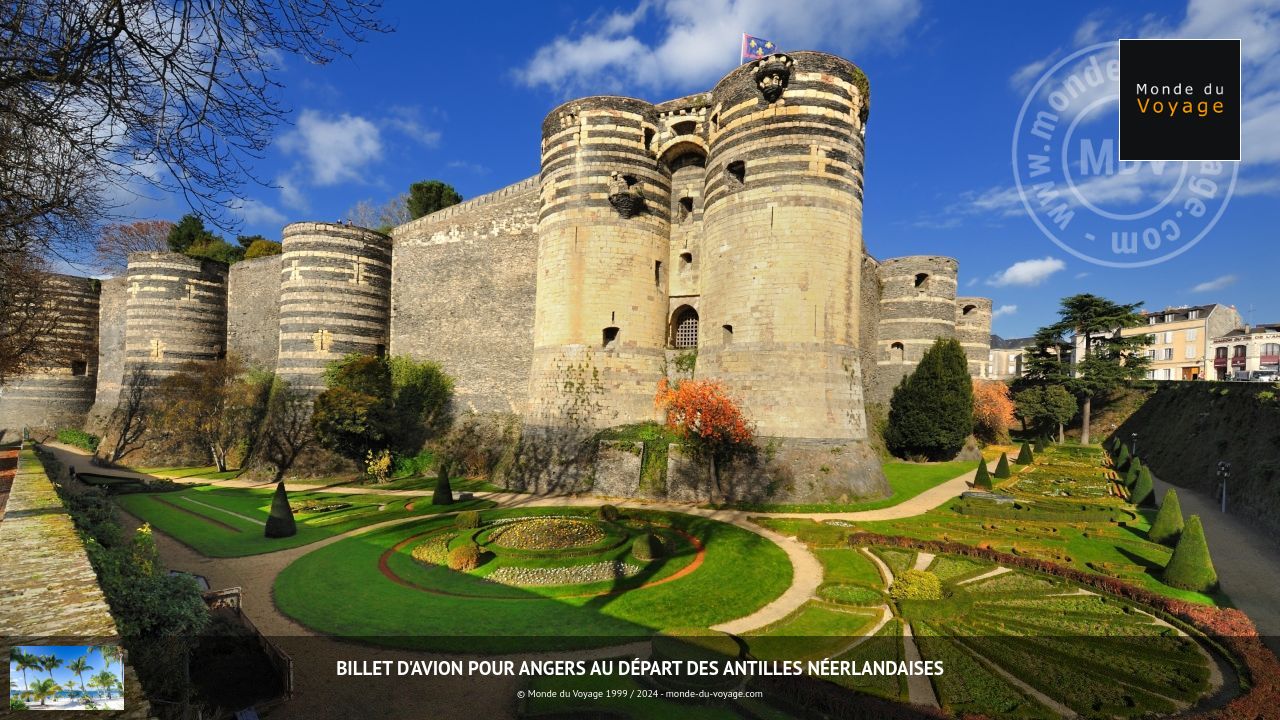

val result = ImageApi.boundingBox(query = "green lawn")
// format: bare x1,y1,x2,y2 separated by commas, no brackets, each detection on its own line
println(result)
114,485,492,557
273,508,792,652
712,461,973,513
743,601,881,660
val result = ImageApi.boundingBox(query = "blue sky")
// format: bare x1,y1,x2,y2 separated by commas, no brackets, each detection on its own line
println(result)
96,0,1280,338
9,646,119,692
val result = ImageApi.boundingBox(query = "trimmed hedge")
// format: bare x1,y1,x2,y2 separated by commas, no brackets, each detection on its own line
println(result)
447,543,482,572
1015,441,1034,465
1132,466,1155,507
455,510,481,529
973,459,993,490
632,532,664,561
993,452,1011,479
1163,515,1217,592
264,481,297,538
597,504,620,522
1149,489,1184,546
56,428,100,453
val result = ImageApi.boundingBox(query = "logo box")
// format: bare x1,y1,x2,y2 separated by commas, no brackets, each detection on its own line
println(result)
1119,39,1241,161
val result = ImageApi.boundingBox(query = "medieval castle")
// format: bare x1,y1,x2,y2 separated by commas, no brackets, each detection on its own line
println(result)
0,52,991,502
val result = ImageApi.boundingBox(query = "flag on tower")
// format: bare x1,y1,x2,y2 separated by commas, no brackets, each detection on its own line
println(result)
741,34,777,64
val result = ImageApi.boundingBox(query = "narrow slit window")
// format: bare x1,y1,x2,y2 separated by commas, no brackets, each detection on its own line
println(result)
654,260,663,287
643,127,655,149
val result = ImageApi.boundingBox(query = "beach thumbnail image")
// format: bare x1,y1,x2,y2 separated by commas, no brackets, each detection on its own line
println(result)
9,645,124,711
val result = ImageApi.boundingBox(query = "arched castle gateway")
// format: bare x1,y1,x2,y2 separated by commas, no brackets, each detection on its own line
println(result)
0,52,991,503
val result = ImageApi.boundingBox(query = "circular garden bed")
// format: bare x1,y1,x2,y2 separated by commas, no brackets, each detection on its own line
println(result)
272,507,793,652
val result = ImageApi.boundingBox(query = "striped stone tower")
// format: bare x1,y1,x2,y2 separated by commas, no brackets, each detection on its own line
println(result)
872,255,959,401
524,96,671,429
277,222,393,395
696,51,872,440
956,297,993,378
123,253,228,379
0,274,100,432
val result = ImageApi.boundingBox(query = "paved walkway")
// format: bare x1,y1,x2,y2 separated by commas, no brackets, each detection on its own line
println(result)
1152,473,1280,652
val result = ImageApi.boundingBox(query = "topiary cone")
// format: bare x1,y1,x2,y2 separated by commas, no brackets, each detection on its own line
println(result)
993,452,1011,479
1115,443,1131,471
1163,515,1217,592
973,459,993,490
1131,466,1154,507
1125,458,1143,488
264,481,297,538
1149,489,1184,546
1016,441,1034,465
432,462,454,505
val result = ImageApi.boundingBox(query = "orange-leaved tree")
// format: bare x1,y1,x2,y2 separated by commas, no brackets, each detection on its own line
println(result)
654,378,753,489
972,379,1015,444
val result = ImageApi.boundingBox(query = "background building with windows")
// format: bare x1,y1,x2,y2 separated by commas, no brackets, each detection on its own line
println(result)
1072,304,1242,381
988,335,1035,380
1210,324,1280,380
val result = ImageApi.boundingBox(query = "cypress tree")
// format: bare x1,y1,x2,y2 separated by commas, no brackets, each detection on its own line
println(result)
973,459,993,490
1124,458,1143,488
1149,489,1184,546
1016,441,1034,465
1131,466,1154,506
264,481,297,538
432,461,454,505
994,452,1011,478
885,338,975,461
1163,515,1217,592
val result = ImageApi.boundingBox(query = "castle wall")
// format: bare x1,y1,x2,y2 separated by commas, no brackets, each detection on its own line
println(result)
956,296,993,378
525,96,672,430
390,178,540,414
277,223,392,394
124,253,228,381
227,254,283,372
870,255,958,404
697,52,871,441
0,274,100,434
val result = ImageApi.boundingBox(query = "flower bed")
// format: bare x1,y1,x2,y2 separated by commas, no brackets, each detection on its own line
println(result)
486,517,607,550
487,561,642,587
290,499,353,514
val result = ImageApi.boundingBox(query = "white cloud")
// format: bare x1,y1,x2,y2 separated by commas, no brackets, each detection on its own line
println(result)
446,160,490,175
1191,274,1237,293
992,304,1018,318
275,173,308,212
516,0,922,94
1075,271,1090,279
232,198,287,226
987,257,1066,287
384,105,442,148
279,109,383,186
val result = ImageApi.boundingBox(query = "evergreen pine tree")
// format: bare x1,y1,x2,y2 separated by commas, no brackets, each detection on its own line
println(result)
264,481,297,538
432,461,454,505
885,338,974,461
973,459,993,490
994,452,1011,479
1149,489,1184,546
1163,515,1217,592
1131,466,1154,506
1016,441,1034,464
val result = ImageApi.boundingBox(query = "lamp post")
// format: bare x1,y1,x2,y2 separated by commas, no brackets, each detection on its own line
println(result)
1131,432,1138,457
1217,461,1231,513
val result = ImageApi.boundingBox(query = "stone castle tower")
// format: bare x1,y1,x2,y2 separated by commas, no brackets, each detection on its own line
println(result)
0,52,991,502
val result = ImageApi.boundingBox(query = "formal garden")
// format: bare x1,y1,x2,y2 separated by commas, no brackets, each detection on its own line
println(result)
272,506,793,653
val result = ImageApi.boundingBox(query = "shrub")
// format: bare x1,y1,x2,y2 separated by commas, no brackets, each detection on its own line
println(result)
57,428,100,453
972,459,993,490
1125,459,1142,488
1015,441,1033,465
392,449,435,478
455,510,481,529
432,462,454,506
1163,515,1217,592
1131,466,1154,506
993,452,1011,479
632,532,665,561
598,504,620,521
264,481,297,538
1115,443,1131,471
972,379,1015,443
1034,434,1051,452
365,448,392,483
889,569,942,601
447,543,482,572
885,338,974,460
243,239,282,259
1149,489,1184,546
